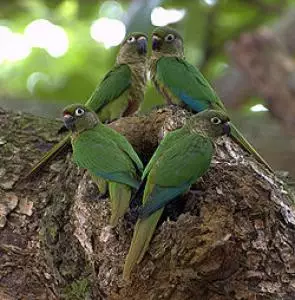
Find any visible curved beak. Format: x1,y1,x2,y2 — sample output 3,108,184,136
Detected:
136,36,147,55
63,113,75,130
223,122,231,136
152,35,162,51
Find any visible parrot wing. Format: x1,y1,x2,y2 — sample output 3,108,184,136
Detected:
99,125,143,173
73,129,139,188
85,64,132,112
140,134,214,218
142,127,186,179
156,56,225,111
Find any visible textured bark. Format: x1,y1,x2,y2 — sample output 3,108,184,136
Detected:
214,8,295,125
1,106,295,299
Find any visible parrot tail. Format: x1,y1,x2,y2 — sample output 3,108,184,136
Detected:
108,182,131,226
25,133,71,179
123,208,164,280
230,123,273,172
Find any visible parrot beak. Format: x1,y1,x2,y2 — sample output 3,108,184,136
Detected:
152,35,162,51
63,113,75,130
223,122,231,136
136,36,147,55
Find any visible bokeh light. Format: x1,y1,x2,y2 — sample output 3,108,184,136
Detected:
151,7,186,27
26,72,51,94
250,104,268,112
99,1,124,19
202,0,218,6
24,19,69,57
90,17,126,48
0,26,31,63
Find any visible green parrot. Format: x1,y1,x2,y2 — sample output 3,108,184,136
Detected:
149,26,272,172
62,104,143,226
27,32,148,181
123,109,230,279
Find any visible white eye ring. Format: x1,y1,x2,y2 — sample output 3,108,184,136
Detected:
211,117,221,125
75,108,85,116
127,36,136,43
165,33,175,42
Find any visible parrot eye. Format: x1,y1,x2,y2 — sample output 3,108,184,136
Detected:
75,108,85,117
165,34,175,42
127,36,136,44
211,117,222,125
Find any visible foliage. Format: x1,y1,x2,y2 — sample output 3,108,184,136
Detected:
0,0,291,115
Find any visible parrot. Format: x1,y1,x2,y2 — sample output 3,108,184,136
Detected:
26,32,148,181
62,104,143,226
149,26,272,172
123,109,231,279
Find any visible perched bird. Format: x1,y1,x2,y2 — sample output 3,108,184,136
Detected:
27,32,148,180
123,109,230,279
150,26,272,171
63,104,143,226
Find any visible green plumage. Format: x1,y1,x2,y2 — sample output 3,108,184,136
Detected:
27,32,147,179
64,104,143,226
123,110,230,279
150,26,272,172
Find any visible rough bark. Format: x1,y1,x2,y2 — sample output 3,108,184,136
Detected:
1,106,295,300
214,8,295,128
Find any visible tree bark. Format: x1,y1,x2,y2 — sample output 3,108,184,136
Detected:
1,106,295,300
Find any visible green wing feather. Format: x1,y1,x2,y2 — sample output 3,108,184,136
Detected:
140,134,213,216
142,127,186,179
156,57,225,111
98,125,143,173
85,64,131,112
73,125,140,188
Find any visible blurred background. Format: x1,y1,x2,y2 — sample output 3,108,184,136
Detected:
0,0,295,176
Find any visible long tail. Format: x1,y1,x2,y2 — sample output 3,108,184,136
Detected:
25,133,71,179
108,182,131,226
123,208,164,280
230,123,273,172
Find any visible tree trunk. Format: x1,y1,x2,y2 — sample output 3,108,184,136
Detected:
1,106,295,300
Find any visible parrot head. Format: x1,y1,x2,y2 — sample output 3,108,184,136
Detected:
151,27,184,58
186,110,231,138
62,104,99,133
117,32,148,64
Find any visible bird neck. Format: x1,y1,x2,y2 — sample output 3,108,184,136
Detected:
128,62,147,103
151,51,184,61
116,54,147,66
185,120,209,138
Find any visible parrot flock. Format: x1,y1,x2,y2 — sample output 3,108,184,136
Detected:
30,27,272,280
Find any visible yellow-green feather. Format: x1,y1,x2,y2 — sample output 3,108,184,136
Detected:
108,182,132,226
123,180,164,280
